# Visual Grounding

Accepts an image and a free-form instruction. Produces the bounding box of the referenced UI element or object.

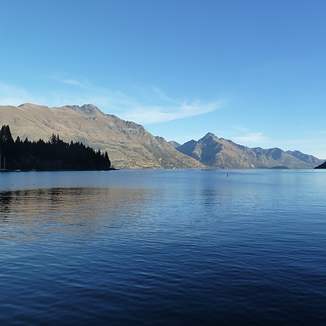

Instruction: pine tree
[0,125,113,171]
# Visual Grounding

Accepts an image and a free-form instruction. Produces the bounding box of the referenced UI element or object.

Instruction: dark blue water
[0,169,326,325]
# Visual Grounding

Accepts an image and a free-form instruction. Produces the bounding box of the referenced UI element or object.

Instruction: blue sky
[1,0,325,158]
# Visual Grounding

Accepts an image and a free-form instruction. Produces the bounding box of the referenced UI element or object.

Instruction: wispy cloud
[233,132,267,145]
[150,86,176,103]
[0,75,225,125]
[120,100,224,124]
[232,125,250,132]
[48,74,225,124]
[0,81,44,106]
[49,73,91,88]
[62,79,87,87]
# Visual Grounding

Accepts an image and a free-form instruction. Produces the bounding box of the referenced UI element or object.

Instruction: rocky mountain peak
[176,133,324,169]
[0,104,206,169]
[203,132,216,139]
[65,104,101,116]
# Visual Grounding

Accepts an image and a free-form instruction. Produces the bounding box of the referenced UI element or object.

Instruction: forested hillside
[0,125,112,171]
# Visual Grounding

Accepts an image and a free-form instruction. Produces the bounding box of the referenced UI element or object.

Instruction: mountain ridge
[174,132,323,169]
[0,103,205,169]
[1,104,322,169]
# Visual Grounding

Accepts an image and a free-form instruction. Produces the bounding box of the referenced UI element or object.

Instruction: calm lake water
[0,169,326,325]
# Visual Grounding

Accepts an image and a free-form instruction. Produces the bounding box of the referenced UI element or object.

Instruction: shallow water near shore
[0,169,326,325]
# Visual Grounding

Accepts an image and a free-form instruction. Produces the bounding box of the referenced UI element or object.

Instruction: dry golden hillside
[0,103,205,169]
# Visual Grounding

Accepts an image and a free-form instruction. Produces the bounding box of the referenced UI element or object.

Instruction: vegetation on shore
[314,161,326,169]
[0,125,112,171]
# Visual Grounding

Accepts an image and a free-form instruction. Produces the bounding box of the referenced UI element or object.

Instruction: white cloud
[120,100,224,124]
[233,132,267,145]
[62,79,87,87]
[0,75,225,125]
[48,74,225,124]
[0,82,44,106]
[151,86,174,101]
[232,125,250,132]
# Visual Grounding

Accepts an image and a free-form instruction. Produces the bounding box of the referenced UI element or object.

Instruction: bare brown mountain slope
[176,132,323,169]
[0,103,205,169]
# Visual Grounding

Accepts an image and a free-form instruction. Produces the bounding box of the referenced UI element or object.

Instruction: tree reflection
[0,187,151,235]
[0,191,12,215]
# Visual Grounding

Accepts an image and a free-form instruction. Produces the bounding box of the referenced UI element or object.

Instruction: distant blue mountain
[173,133,323,169]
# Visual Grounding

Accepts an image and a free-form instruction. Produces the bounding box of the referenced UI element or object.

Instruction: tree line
[0,125,112,171]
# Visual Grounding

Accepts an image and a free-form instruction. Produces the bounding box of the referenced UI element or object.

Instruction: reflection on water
[0,187,150,240]
[0,170,326,325]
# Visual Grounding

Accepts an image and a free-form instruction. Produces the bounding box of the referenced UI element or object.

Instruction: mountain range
[0,103,204,169]
[0,103,323,169]
[172,133,323,169]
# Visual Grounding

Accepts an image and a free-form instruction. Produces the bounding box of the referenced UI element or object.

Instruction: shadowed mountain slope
[286,150,322,166]
[175,133,323,169]
[314,161,326,169]
[0,103,205,169]
[168,140,181,149]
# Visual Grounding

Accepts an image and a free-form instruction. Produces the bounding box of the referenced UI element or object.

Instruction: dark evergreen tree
[0,125,113,171]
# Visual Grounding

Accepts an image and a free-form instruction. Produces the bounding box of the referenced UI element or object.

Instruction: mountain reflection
[0,187,150,238]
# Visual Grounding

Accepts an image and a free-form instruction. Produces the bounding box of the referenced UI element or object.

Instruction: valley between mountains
[0,103,323,169]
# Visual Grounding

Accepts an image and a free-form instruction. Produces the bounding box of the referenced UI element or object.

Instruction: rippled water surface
[1,169,326,325]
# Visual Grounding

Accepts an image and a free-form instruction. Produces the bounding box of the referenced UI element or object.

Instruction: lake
[0,169,326,325]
